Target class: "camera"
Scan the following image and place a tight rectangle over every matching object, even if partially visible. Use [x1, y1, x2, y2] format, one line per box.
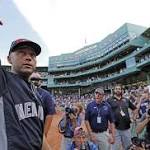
[65, 107, 78, 117]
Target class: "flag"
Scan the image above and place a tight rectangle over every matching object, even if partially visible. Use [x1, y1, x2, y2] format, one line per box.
[84, 38, 87, 45]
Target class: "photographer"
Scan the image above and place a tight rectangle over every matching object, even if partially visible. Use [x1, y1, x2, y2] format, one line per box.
[58, 103, 83, 150]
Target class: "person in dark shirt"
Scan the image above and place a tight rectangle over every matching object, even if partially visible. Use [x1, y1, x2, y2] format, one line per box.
[0, 39, 46, 150]
[136, 87, 150, 144]
[138, 87, 150, 118]
[30, 72, 56, 149]
[85, 88, 115, 150]
[136, 111, 150, 144]
[107, 84, 137, 150]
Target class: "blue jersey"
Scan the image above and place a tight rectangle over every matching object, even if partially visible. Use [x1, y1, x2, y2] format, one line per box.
[37, 88, 56, 116]
[85, 100, 114, 132]
[139, 99, 150, 118]
[0, 68, 44, 150]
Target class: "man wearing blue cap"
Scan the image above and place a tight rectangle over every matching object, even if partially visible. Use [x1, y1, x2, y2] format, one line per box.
[85, 88, 115, 150]
[0, 39, 47, 150]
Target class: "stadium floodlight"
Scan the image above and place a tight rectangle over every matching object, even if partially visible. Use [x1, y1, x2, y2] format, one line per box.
[0, 20, 3, 26]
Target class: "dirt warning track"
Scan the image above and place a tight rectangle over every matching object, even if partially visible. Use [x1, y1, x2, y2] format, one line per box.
[47, 111, 63, 150]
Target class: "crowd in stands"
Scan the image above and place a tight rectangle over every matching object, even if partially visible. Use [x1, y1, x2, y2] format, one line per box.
[138, 52, 150, 64]
[55, 84, 150, 127]
[55, 85, 148, 110]
[49, 47, 146, 81]
[55, 93, 93, 109]
[55, 67, 127, 86]
[55, 84, 150, 149]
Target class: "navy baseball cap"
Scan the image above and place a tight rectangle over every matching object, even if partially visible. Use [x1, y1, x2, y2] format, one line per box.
[9, 39, 41, 56]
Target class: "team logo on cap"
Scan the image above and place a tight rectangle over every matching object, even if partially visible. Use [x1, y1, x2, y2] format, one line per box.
[15, 39, 27, 44]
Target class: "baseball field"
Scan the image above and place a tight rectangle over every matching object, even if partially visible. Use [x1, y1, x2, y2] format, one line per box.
[47, 110, 62, 150]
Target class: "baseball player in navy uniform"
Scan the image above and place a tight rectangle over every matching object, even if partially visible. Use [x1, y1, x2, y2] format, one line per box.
[0, 39, 46, 150]
[30, 72, 56, 149]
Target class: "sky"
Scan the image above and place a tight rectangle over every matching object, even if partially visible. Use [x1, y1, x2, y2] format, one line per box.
[0, 0, 150, 66]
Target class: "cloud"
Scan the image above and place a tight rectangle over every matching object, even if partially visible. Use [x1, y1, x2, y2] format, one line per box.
[13, 0, 150, 57]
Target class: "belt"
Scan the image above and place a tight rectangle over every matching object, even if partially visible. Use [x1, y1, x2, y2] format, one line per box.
[92, 130, 106, 133]
[64, 135, 73, 138]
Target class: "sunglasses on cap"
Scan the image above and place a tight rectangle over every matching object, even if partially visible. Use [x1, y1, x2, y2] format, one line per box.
[30, 78, 42, 81]
[95, 91, 104, 95]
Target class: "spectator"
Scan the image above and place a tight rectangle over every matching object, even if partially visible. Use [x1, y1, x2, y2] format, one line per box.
[107, 84, 137, 150]
[85, 88, 115, 150]
[138, 87, 150, 118]
[136, 108, 150, 144]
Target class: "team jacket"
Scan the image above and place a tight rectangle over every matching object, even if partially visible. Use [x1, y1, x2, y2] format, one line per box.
[0, 68, 44, 150]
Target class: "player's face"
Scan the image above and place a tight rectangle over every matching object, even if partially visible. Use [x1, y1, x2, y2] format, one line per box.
[8, 48, 37, 77]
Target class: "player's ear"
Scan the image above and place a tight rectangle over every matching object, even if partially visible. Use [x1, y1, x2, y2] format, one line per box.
[7, 55, 12, 64]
